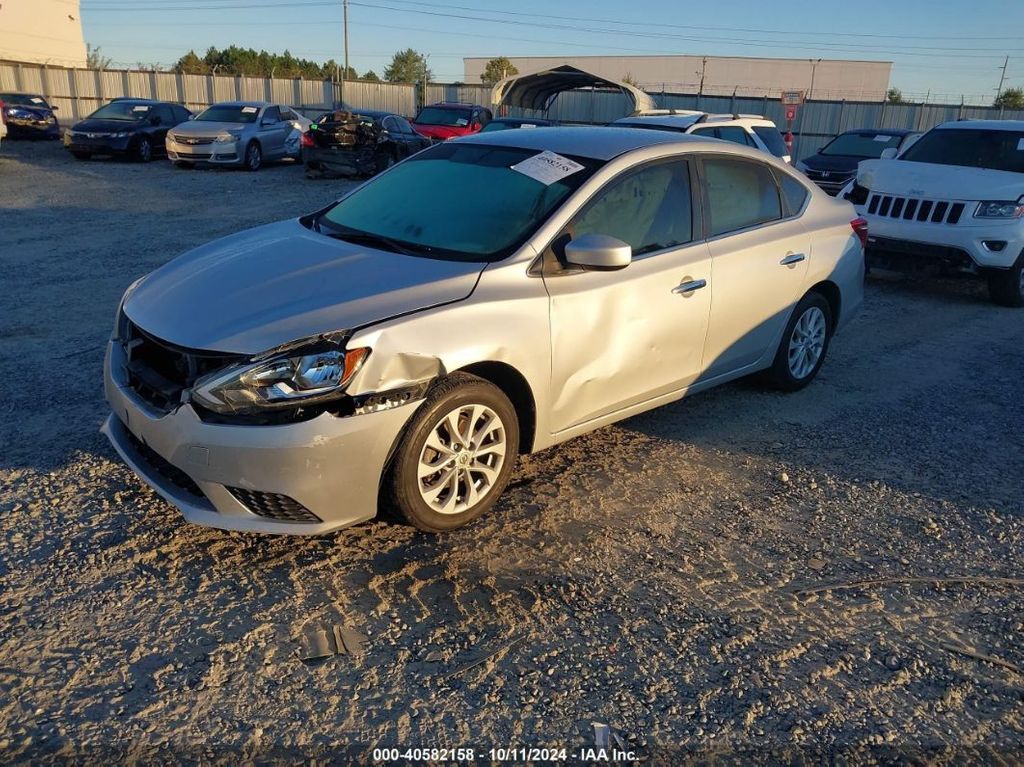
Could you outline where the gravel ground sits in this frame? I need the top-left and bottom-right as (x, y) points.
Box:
(1, 140), (1023, 764)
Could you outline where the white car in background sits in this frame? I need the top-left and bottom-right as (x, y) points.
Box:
(842, 120), (1024, 306)
(613, 110), (791, 163)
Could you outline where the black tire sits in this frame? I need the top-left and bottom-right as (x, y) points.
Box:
(374, 150), (396, 175)
(71, 151), (91, 161)
(243, 141), (262, 172)
(173, 160), (194, 170)
(986, 251), (1024, 307)
(384, 372), (519, 533)
(133, 136), (152, 163)
(762, 292), (834, 391)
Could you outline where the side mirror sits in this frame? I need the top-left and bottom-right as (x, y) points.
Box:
(564, 233), (632, 271)
(187, 114), (195, 120)
(879, 147), (898, 160)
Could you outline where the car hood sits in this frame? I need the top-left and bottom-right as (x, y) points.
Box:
(171, 120), (247, 136)
(801, 154), (860, 174)
(857, 159), (1024, 200)
(122, 218), (484, 355)
(412, 123), (469, 140)
(72, 118), (143, 133)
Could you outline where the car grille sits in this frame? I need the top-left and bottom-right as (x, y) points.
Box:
(121, 317), (243, 413)
(226, 487), (322, 523)
(123, 427), (205, 498)
(174, 135), (215, 145)
(866, 193), (966, 225)
(803, 169), (854, 196)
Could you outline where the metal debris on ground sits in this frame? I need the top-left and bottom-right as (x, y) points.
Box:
(592, 722), (610, 749)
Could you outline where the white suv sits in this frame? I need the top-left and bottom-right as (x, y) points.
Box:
(842, 120), (1024, 306)
(613, 111), (791, 163)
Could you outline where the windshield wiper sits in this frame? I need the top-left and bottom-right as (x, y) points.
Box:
(314, 217), (427, 257)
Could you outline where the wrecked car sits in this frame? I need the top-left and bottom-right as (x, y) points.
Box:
(103, 128), (864, 535)
(302, 109), (431, 178)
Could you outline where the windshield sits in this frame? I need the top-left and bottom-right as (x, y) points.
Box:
(821, 132), (903, 158)
(899, 128), (1024, 173)
(1, 93), (48, 108)
(318, 143), (601, 262)
(88, 102), (152, 121)
(195, 105), (261, 124)
(414, 106), (473, 127)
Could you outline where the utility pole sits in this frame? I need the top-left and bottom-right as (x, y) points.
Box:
(698, 56), (707, 95)
(808, 58), (822, 99)
(996, 55), (1009, 100)
(342, 0), (350, 106)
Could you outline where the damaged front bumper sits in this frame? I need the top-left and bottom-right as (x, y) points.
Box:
(102, 341), (421, 534)
(302, 145), (376, 177)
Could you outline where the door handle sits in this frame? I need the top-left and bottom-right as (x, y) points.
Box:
(672, 278), (707, 295)
(780, 252), (806, 266)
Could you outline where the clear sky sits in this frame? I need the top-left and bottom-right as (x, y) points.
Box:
(79, 0), (1024, 103)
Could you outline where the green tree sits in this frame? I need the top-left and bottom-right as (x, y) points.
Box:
(481, 56), (518, 85)
(174, 50), (206, 74)
(994, 87), (1024, 110)
(886, 87), (906, 104)
(384, 48), (431, 83)
(363, 69), (381, 82)
(86, 44), (112, 70)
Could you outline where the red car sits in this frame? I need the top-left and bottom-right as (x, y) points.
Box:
(411, 102), (493, 141)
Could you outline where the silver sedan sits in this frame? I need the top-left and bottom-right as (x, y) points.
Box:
(104, 127), (865, 534)
(166, 101), (305, 170)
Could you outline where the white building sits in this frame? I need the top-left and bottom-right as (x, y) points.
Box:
(465, 55), (892, 102)
(0, 0), (87, 68)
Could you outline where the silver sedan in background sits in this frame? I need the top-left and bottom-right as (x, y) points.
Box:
(166, 101), (305, 170)
(104, 128), (865, 535)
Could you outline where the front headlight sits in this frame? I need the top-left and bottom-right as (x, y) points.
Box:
(215, 130), (241, 143)
(112, 131), (131, 138)
(974, 199), (1024, 219)
(191, 341), (370, 415)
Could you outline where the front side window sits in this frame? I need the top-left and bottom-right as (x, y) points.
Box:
(570, 160), (693, 256)
(703, 157), (782, 236)
(899, 128), (1024, 173)
(318, 143), (602, 262)
(263, 106), (282, 123)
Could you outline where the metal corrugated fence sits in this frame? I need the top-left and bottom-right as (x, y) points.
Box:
(4, 61), (1024, 159)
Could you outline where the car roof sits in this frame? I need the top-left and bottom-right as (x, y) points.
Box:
(427, 102), (486, 109)
(935, 119), (1024, 131)
(839, 127), (917, 136)
(454, 125), (726, 161)
(210, 100), (272, 108)
(615, 113), (777, 130)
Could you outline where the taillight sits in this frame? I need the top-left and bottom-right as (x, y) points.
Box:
(851, 217), (868, 249)
(300, 131), (314, 148)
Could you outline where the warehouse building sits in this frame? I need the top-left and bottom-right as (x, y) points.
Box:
(0, 0), (87, 68)
(465, 55), (892, 102)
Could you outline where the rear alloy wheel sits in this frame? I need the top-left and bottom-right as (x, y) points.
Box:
(386, 372), (519, 532)
(244, 141), (262, 171)
(763, 292), (833, 391)
(133, 136), (152, 163)
(987, 252), (1024, 307)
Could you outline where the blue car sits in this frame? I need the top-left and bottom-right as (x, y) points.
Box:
(0, 92), (61, 139)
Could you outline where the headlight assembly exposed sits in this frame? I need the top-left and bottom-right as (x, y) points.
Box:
(191, 341), (370, 415)
(974, 199), (1024, 219)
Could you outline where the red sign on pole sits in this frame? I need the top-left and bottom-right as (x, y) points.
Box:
(785, 106), (797, 121)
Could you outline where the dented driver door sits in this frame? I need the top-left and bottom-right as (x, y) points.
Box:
(542, 158), (713, 434)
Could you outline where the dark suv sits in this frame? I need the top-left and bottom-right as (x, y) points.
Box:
(411, 102), (492, 141)
(64, 99), (192, 162)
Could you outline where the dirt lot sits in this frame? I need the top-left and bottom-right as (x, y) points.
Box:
(1, 140), (1023, 763)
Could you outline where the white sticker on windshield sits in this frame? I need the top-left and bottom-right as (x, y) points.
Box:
(455, 118), (469, 126)
(874, 134), (893, 142)
(30, 97), (44, 104)
(1018, 138), (1024, 151)
(242, 106), (258, 114)
(520, 123), (538, 129)
(511, 150), (585, 186)
(132, 105), (150, 112)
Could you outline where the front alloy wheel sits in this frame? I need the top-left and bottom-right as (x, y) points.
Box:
(134, 136), (152, 163)
(244, 141), (262, 171)
(987, 252), (1024, 307)
(386, 372), (519, 532)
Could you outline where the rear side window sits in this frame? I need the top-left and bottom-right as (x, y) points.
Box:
(703, 157), (782, 236)
(571, 160), (693, 256)
(752, 126), (789, 157)
(776, 171), (810, 215)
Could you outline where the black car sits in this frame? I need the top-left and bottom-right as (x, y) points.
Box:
(0, 92), (61, 139)
(796, 129), (921, 195)
(302, 109), (432, 178)
(479, 117), (558, 132)
(63, 99), (192, 162)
